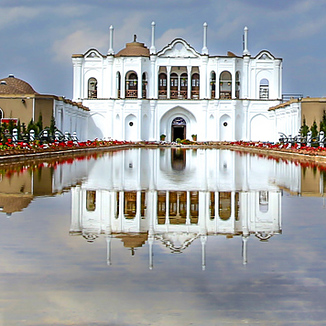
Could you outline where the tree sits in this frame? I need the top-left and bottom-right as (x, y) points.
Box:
(320, 110), (326, 134)
(49, 116), (56, 136)
(36, 113), (43, 134)
(27, 119), (35, 133)
(300, 117), (309, 137)
(310, 120), (318, 138)
(8, 119), (15, 134)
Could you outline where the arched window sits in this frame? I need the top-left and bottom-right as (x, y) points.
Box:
(158, 73), (167, 98)
(235, 71), (240, 99)
(142, 72), (147, 99)
(126, 72), (138, 98)
(170, 73), (178, 99)
(219, 192), (231, 220)
(210, 71), (216, 99)
(116, 72), (121, 98)
(86, 190), (96, 211)
(0, 108), (3, 120)
(124, 191), (137, 219)
(180, 73), (188, 99)
(259, 78), (269, 99)
(259, 191), (269, 213)
(219, 71), (232, 99)
(210, 192), (215, 220)
(88, 78), (97, 98)
(191, 73), (200, 99)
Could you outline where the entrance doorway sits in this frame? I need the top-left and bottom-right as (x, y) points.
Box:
(171, 117), (186, 141)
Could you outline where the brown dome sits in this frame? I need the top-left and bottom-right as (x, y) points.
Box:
(116, 35), (150, 58)
(0, 75), (38, 95)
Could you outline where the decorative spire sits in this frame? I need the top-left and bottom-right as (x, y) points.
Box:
(202, 22), (208, 55)
(243, 26), (250, 56)
(108, 25), (114, 55)
(150, 21), (156, 54)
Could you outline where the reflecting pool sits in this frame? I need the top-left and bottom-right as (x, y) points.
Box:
(0, 148), (325, 325)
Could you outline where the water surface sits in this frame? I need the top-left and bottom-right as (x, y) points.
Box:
(0, 148), (325, 325)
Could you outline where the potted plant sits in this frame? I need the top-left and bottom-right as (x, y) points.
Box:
(160, 134), (166, 141)
(192, 134), (197, 141)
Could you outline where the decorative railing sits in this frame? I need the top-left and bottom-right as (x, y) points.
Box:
(220, 91), (231, 99)
(88, 90), (97, 99)
(279, 131), (325, 148)
(191, 90), (199, 99)
(170, 91), (179, 99)
(126, 90), (138, 98)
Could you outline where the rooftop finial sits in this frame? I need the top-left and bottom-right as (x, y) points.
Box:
(133, 34), (137, 42)
(243, 26), (250, 56)
(150, 21), (156, 54)
(108, 25), (114, 55)
(202, 22), (208, 55)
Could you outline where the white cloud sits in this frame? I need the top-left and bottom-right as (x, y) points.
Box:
(156, 28), (189, 50)
(52, 29), (108, 63)
(0, 6), (44, 29)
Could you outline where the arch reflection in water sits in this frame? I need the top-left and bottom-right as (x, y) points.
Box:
(70, 148), (283, 269)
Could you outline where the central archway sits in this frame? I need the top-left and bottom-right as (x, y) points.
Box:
(171, 117), (186, 141)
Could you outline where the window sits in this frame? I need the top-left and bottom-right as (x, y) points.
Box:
(116, 72), (121, 98)
(86, 190), (96, 211)
(170, 73), (178, 87)
(259, 79), (269, 99)
(180, 73), (188, 87)
(191, 73), (200, 87)
(88, 78), (97, 98)
(219, 71), (232, 99)
(126, 72), (138, 98)
(159, 73), (167, 87)
(235, 71), (240, 99)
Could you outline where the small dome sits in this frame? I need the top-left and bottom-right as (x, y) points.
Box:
(0, 75), (38, 95)
(116, 35), (150, 58)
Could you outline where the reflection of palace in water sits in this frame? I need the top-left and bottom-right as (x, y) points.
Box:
(0, 158), (95, 215)
(69, 149), (288, 268)
(0, 148), (324, 267)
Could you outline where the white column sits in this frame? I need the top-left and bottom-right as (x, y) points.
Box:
(165, 191), (170, 225)
(108, 25), (114, 55)
(137, 67), (142, 99)
(242, 56), (250, 99)
(186, 191), (191, 225)
(200, 57), (208, 99)
(187, 66), (192, 99)
(167, 66), (171, 99)
(72, 57), (83, 100)
(150, 22), (156, 54)
(150, 56), (156, 98)
(148, 232), (154, 270)
(107, 56), (114, 98)
(243, 26), (250, 56)
(150, 100), (156, 141)
(201, 235), (207, 270)
(121, 58), (125, 98)
(106, 235), (112, 265)
(242, 236), (249, 265)
(202, 22), (208, 55)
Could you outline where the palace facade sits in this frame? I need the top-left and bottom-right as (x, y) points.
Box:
(72, 23), (287, 142)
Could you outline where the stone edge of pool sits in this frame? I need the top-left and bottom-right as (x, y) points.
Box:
(0, 142), (325, 165)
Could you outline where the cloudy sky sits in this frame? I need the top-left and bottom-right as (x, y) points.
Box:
(1, 0), (326, 99)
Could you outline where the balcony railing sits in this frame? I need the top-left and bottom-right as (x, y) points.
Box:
(88, 90), (97, 99)
(191, 90), (199, 99)
(220, 91), (231, 99)
(126, 90), (138, 98)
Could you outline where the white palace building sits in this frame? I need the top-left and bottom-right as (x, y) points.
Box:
(72, 23), (296, 142)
